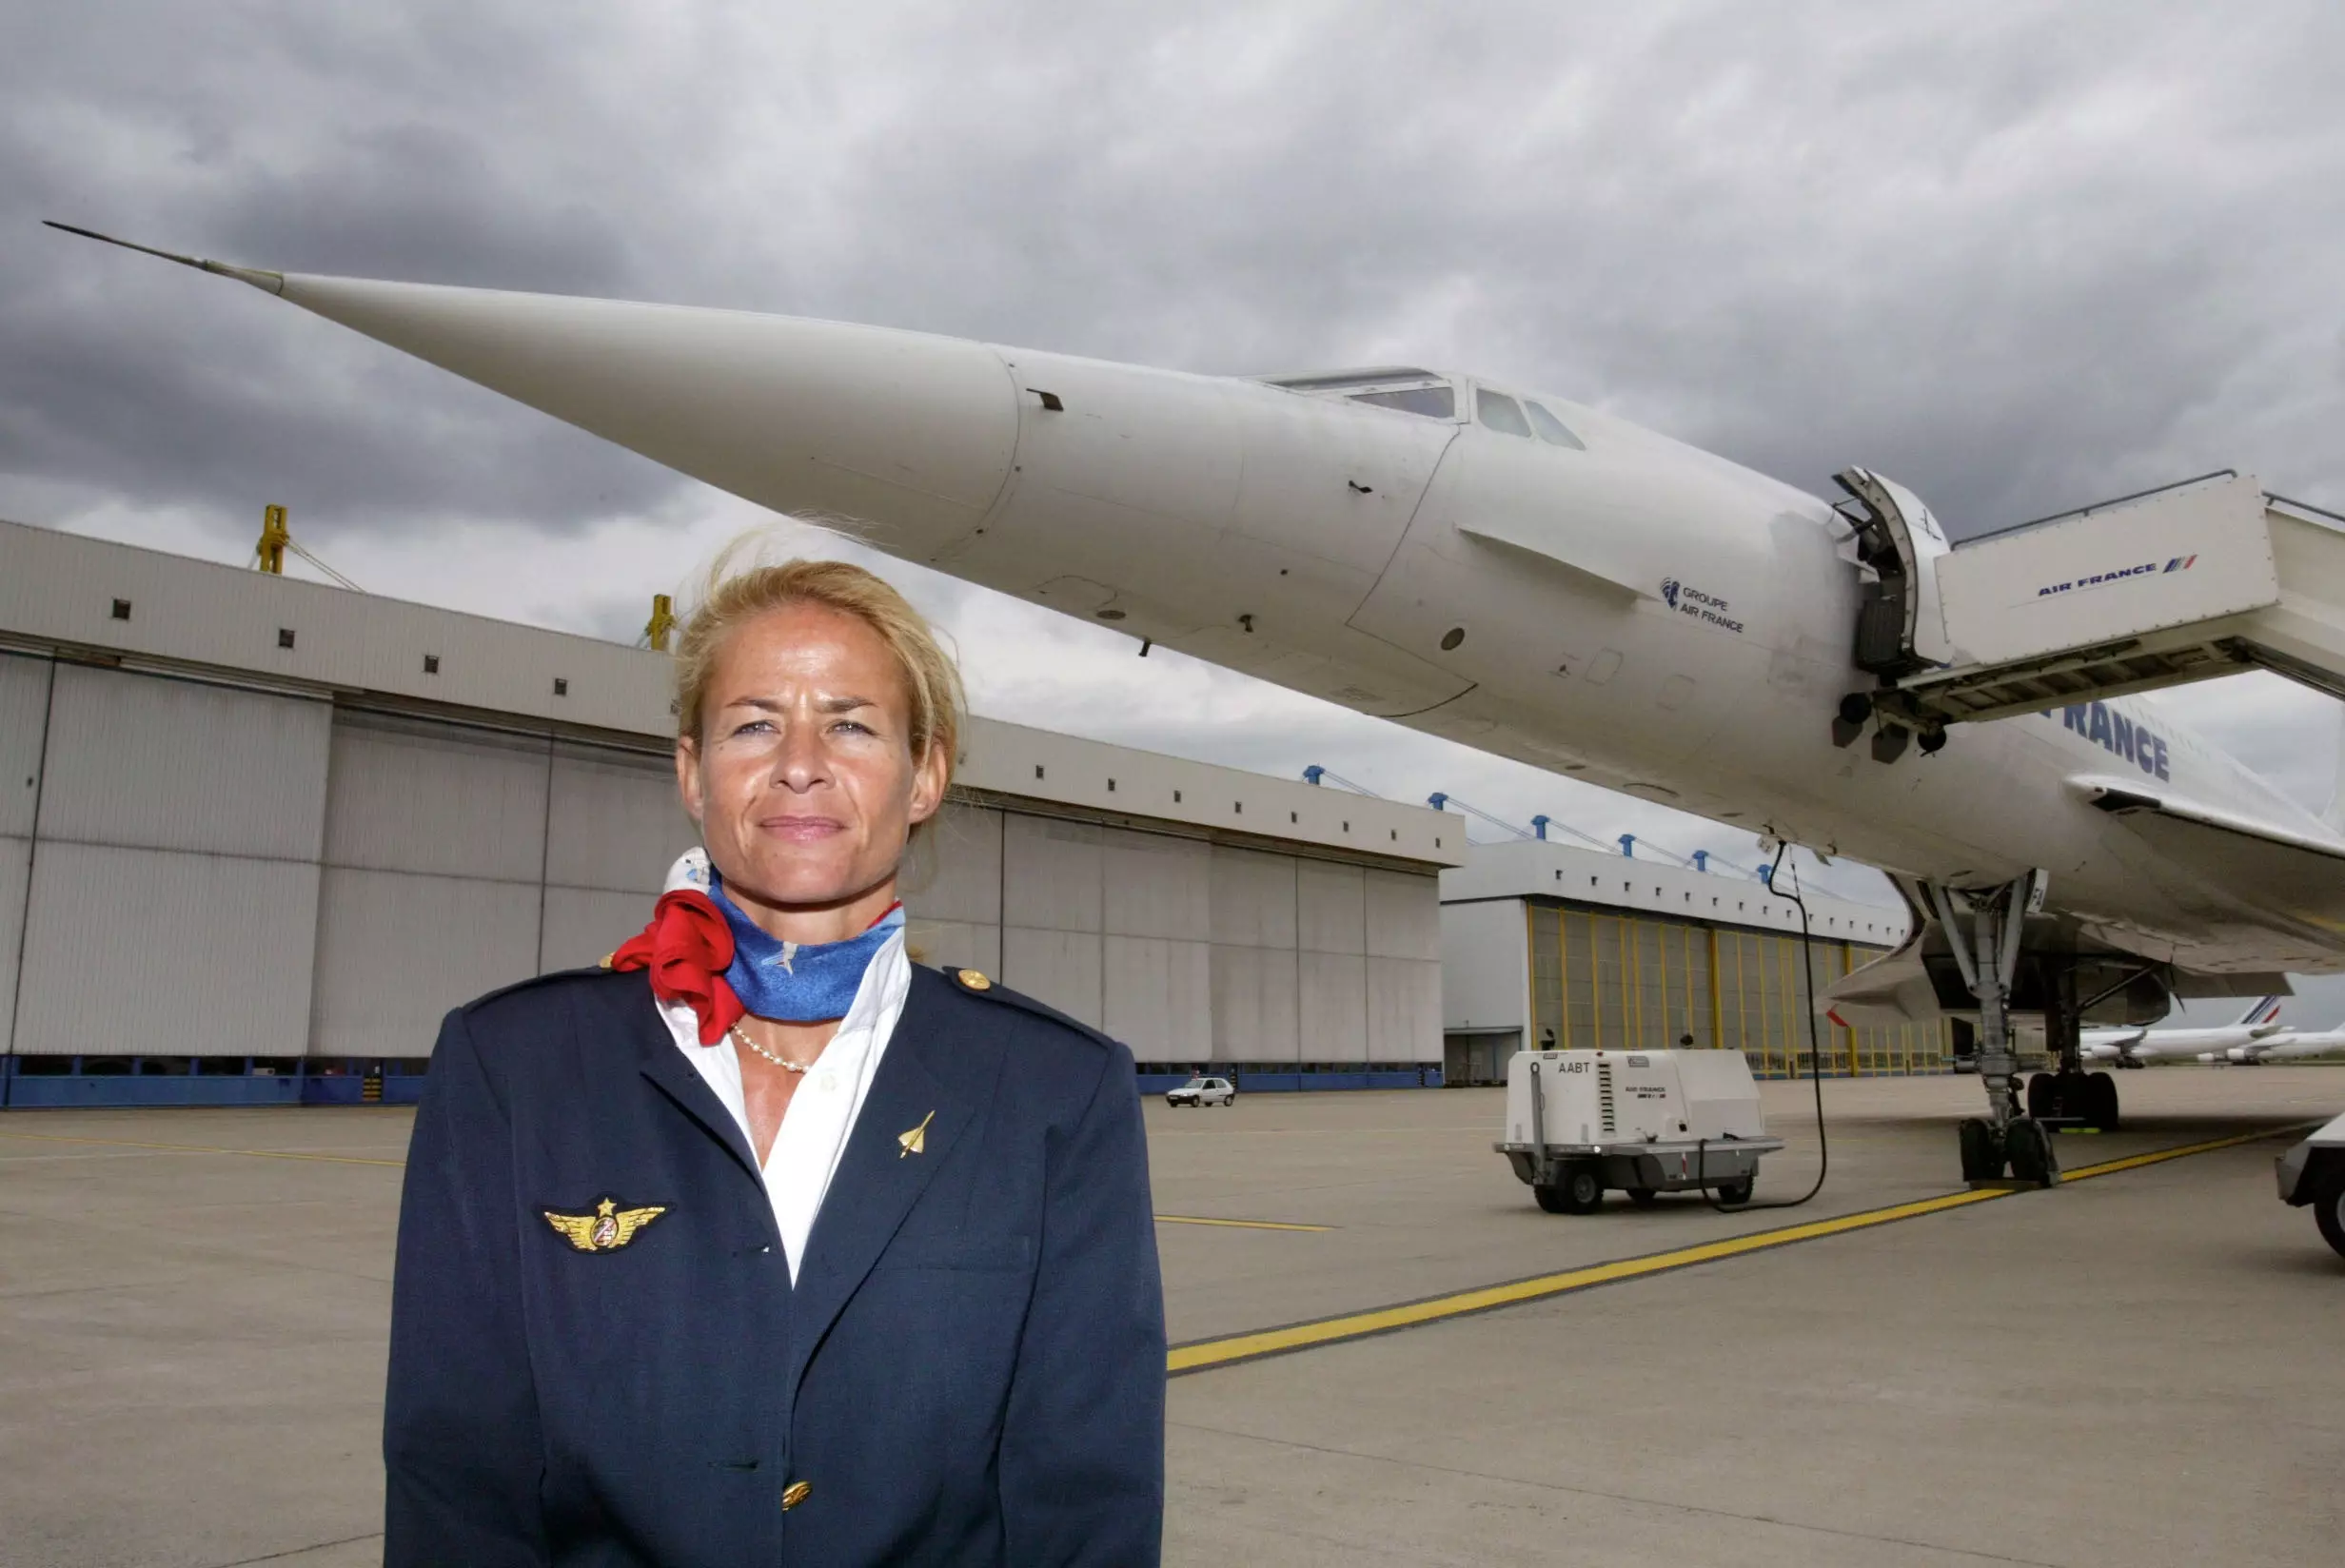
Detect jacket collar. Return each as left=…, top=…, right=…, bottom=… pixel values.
left=622, top=973, right=765, bottom=1188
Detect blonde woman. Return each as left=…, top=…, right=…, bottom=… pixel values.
left=384, top=558, right=1166, bottom=1565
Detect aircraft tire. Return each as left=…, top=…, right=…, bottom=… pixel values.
left=2313, top=1171, right=2345, bottom=1261
left=2006, top=1118, right=2059, bottom=1187
left=1958, top=1117, right=2003, bottom=1183
left=2087, top=1071, right=2120, bottom=1132
left=2025, top=1073, right=2055, bottom=1120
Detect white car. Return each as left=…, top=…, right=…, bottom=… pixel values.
left=1165, top=1075, right=1236, bottom=1108
left=2276, top=1109, right=2345, bottom=1260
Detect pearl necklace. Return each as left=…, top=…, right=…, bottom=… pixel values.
left=730, top=1023, right=817, bottom=1073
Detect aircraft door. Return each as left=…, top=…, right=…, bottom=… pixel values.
left=1837, top=467, right=1957, bottom=676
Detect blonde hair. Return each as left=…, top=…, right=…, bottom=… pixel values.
left=673, top=549, right=963, bottom=793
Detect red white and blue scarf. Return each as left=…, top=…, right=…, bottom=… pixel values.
left=607, top=850, right=904, bottom=1043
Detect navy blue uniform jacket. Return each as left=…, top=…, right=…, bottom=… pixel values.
left=384, top=962, right=1166, bottom=1565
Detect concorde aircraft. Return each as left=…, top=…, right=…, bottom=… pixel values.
left=50, top=222, right=2345, bottom=1185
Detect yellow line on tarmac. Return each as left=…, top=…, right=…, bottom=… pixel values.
left=1168, top=1122, right=2313, bottom=1377
left=2058, top=1125, right=2295, bottom=1182
left=1155, top=1214, right=1333, bottom=1232
left=1168, top=1187, right=2004, bottom=1374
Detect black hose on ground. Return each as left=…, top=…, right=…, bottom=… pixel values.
left=1697, top=840, right=1830, bottom=1211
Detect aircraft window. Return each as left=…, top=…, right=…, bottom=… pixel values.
left=1524, top=401, right=1586, bottom=450
left=1349, top=385, right=1455, bottom=419
left=1269, top=367, right=1439, bottom=392
left=1477, top=389, right=1533, bottom=438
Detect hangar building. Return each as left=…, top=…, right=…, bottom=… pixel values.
left=1440, top=839, right=1947, bottom=1083
left=0, top=520, right=1459, bottom=1107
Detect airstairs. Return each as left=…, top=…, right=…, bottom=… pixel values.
left=1837, top=469, right=2345, bottom=746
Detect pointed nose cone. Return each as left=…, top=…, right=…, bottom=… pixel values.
left=271, top=272, right=1021, bottom=552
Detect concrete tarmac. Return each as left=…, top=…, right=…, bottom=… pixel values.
left=1, top=1069, right=2339, bottom=1566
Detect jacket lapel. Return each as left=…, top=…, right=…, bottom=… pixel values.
left=788, top=968, right=984, bottom=1389
left=610, top=976, right=766, bottom=1188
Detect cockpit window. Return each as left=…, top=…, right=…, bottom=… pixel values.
left=1476, top=389, right=1533, bottom=438
left=1267, top=367, right=1440, bottom=392
left=1266, top=367, right=1460, bottom=421
left=1523, top=400, right=1586, bottom=450
left=1350, top=384, right=1455, bottom=419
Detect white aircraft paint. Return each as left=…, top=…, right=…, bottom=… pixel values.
left=58, top=235, right=2345, bottom=1018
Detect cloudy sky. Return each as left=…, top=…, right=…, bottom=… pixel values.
left=6, top=1, right=2345, bottom=965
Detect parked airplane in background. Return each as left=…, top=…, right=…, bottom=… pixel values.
left=2081, top=996, right=2287, bottom=1068
left=52, top=221, right=2345, bottom=1186
left=2201, top=1015, right=2345, bottom=1066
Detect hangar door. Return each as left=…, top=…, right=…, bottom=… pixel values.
left=308, top=712, right=695, bottom=1059
left=1525, top=903, right=1950, bottom=1076
left=10, top=662, right=331, bottom=1058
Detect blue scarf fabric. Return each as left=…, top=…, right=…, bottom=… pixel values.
left=709, top=877, right=905, bottom=1023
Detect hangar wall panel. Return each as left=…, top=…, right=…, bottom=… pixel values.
left=1002, top=925, right=1103, bottom=1028
left=1003, top=815, right=1103, bottom=933
left=1209, top=846, right=1296, bottom=949
left=1103, top=830, right=1211, bottom=941
left=0, top=836, right=28, bottom=1055
left=543, top=743, right=695, bottom=892
left=1441, top=900, right=1528, bottom=1034
left=1298, top=950, right=1369, bottom=1062
left=1366, top=868, right=1440, bottom=959
left=0, top=654, right=50, bottom=840
left=1367, top=957, right=1443, bottom=1062
left=540, top=886, right=646, bottom=974
left=1104, top=935, right=1212, bottom=1061
left=311, top=868, right=542, bottom=1058
left=324, top=715, right=548, bottom=882
left=906, top=918, right=1001, bottom=979
left=15, top=840, right=320, bottom=1056
left=907, top=804, right=1003, bottom=928
left=1210, top=944, right=1299, bottom=1062
left=1296, top=860, right=1366, bottom=955
left=37, top=665, right=329, bottom=860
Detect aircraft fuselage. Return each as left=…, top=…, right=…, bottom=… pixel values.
left=85, top=260, right=2345, bottom=983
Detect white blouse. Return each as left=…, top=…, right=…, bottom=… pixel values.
left=656, top=929, right=912, bottom=1282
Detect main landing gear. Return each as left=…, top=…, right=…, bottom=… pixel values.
left=1922, top=872, right=2118, bottom=1187
left=2026, top=1065, right=2119, bottom=1131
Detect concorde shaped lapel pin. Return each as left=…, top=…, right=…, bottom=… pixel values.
left=898, top=1110, right=936, bottom=1159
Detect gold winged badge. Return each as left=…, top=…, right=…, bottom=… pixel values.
left=543, top=1196, right=667, bottom=1253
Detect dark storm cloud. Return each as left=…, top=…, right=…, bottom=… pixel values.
left=2, top=0, right=2341, bottom=831
left=9, top=1, right=2342, bottom=539
left=0, top=0, right=675, bottom=542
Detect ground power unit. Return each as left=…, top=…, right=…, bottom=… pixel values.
left=1495, top=1049, right=1783, bottom=1214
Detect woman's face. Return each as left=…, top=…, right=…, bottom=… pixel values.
left=677, top=602, right=947, bottom=932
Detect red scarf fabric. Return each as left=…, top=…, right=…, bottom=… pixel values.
left=605, top=890, right=745, bottom=1045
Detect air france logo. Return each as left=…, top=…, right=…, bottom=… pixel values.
left=2046, top=700, right=2170, bottom=781
left=1659, top=577, right=1744, bottom=633
left=2037, top=556, right=2197, bottom=598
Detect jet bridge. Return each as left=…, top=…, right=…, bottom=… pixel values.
left=1836, top=470, right=2345, bottom=743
